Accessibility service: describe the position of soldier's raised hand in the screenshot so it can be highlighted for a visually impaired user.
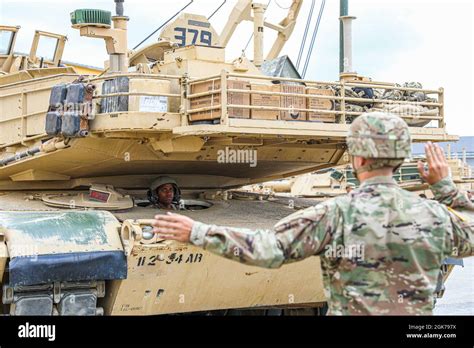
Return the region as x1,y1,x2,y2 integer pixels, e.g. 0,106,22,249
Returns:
152,212,195,243
417,142,450,185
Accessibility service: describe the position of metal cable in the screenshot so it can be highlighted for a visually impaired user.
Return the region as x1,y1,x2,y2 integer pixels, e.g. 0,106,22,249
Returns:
208,0,227,19
243,34,254,53
302,0,325,78
296,0,315,70
274,0,291,10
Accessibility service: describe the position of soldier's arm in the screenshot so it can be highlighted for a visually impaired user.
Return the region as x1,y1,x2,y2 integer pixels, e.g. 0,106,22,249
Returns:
418,142,473,257
418,142,473,211
153,201,340,269
189,202,339,268
444,209,474,258
432,179,474,257
430,177,474,211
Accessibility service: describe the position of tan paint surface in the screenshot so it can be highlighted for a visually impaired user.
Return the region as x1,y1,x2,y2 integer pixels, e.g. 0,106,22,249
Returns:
104,242,325,315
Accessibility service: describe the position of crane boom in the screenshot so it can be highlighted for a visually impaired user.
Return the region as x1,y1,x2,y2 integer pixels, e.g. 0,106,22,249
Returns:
219,0,253,47
218,0,303,63
265,0,303,60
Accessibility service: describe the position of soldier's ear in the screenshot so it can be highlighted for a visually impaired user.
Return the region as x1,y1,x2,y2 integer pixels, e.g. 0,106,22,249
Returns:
147,190,155,203
352,156,363,168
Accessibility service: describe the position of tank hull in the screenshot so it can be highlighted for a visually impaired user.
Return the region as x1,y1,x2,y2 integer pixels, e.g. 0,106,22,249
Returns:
0,192,326,315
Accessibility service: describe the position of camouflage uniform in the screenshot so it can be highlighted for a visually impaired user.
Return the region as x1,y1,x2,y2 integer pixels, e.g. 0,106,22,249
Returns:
189,113,474,315
156,202,179,210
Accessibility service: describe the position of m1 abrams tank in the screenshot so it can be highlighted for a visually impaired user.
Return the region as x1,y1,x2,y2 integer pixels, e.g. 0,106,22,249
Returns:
278,153,473,199
0,0,456,315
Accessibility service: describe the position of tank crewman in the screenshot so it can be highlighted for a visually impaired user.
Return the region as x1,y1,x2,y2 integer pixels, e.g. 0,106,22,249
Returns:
152,112,473,315
147,176,183,210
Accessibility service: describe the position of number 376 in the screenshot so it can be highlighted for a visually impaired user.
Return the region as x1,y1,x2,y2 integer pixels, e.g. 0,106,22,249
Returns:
174,27,212,47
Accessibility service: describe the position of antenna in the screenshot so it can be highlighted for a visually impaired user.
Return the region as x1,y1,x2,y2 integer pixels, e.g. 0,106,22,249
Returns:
115,0,124,16
208,0,227,20
133,0,194,50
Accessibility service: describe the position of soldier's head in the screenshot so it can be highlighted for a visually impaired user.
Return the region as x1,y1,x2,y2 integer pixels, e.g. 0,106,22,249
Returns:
157,183,175,206
346,112,411,180
148,176,181,208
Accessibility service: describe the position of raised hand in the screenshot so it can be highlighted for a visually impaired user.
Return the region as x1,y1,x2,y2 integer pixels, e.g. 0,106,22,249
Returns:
417,142,450,185
152,212,195,243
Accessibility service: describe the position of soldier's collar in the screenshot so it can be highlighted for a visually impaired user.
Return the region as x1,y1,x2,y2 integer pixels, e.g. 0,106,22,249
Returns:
359,175,397,187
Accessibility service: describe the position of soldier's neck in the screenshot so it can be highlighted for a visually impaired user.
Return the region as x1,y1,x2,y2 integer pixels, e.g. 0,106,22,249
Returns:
158,202,173,210
358,168,393,183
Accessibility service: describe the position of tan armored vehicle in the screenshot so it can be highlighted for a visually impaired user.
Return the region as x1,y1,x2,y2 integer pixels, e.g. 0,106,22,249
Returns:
0,0,455,315
263,153,473,199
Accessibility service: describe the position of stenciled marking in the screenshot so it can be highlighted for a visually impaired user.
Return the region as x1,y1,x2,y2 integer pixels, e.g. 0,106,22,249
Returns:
174,27,212,46
136,253,203,267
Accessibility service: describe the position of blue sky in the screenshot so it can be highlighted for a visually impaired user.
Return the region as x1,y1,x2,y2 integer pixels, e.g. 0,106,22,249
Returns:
0,0,473,136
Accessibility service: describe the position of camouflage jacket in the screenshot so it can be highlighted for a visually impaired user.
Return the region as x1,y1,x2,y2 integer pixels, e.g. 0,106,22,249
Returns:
190,176,474,315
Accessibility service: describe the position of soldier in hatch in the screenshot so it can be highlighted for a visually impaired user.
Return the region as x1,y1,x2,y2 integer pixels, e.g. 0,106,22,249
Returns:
147,176,183,210
152,112,473,315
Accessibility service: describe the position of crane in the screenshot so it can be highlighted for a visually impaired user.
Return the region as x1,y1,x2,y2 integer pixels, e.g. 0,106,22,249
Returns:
219,0,303,66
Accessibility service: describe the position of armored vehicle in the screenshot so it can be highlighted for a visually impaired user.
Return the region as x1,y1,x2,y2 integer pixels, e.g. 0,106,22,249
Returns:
0,0,455,315
267,155,473,199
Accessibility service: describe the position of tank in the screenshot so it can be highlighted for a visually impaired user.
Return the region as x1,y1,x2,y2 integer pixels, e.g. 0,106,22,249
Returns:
0,1,457,315
278,158,474,199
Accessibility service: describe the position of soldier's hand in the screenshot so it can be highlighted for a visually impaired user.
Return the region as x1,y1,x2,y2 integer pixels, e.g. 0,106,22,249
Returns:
417,142,450,185
152,212,195,243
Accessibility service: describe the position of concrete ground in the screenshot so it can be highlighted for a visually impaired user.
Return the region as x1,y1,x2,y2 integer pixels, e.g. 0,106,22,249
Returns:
434,257,474,315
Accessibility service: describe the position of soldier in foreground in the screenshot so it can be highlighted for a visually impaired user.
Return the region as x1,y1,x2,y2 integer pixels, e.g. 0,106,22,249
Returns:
152,112,473,315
